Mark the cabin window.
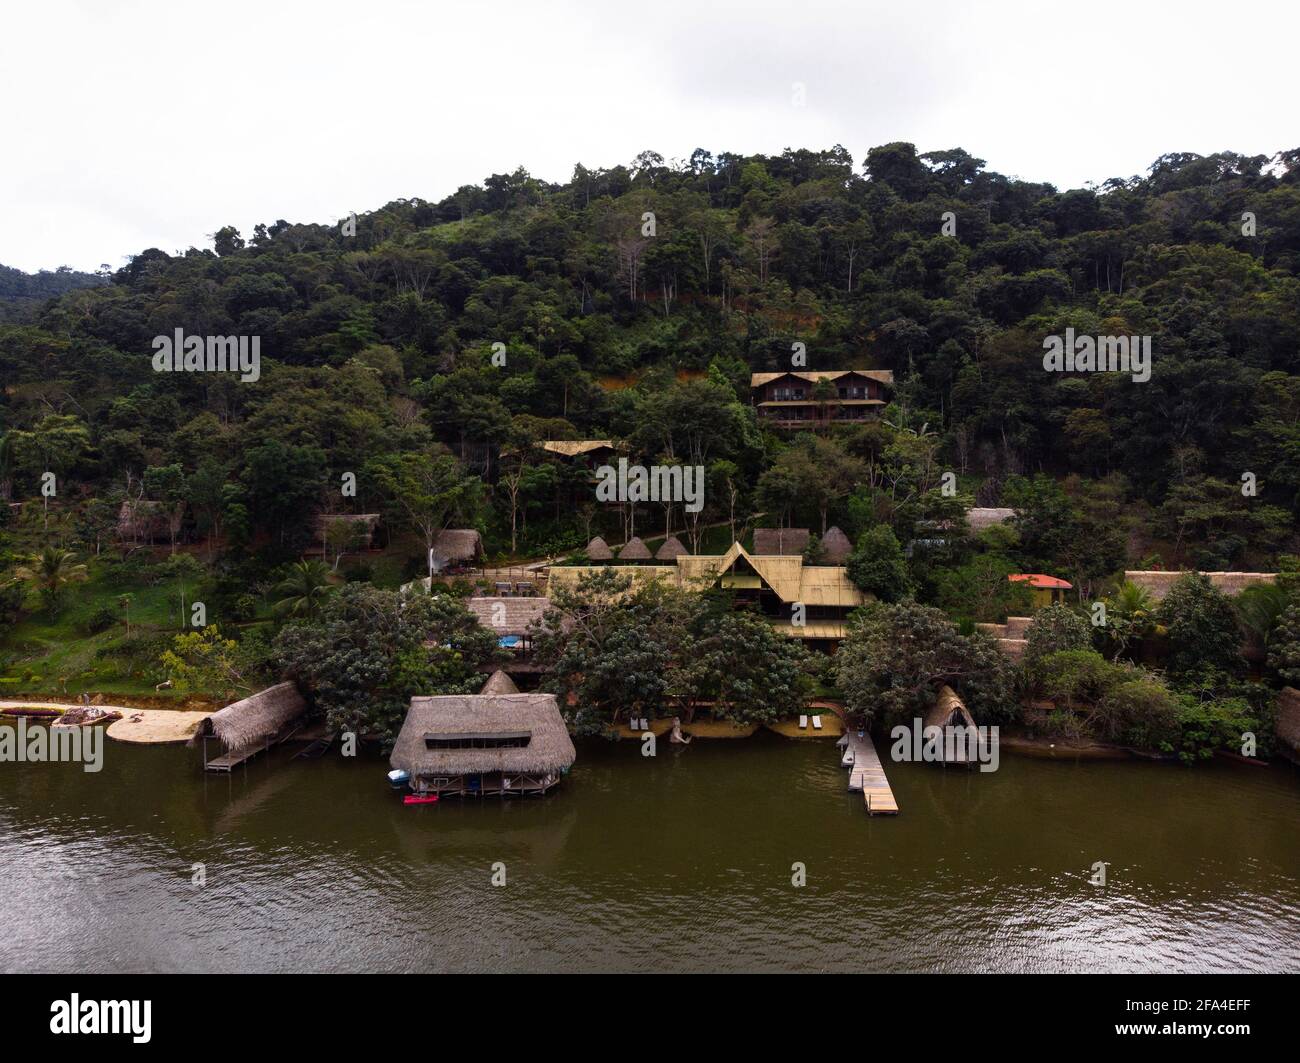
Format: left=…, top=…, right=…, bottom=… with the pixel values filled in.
left=423, top=732, right=531, bottom=750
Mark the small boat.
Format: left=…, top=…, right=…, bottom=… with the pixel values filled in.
left=403, top=794, right=439, bottom=806
left=387, top=769, right=410, bottom=789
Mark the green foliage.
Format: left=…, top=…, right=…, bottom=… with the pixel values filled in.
left=1033, top=649, right=1180, bottom=749
left=273, top=583, right=500, bottom=745
left=1158, top=573, right=1243, bottom=678
left=1266, top=602, right=1300, bottom=686
left=846, top=526, right=913, bottom=603
left=834, top=600, right=1013, bottom=729
left=1024, top=603, right=1093, bottom=665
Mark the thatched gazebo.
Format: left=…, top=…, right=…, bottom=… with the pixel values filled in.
left=617, top=536, right=652, bottom=561
left=480, top=670, right=520, bottom=695
left=655, top=535, right=688, bottom=561
left=194, top=681, right=309, bottom=771
left=585, top=535, right=613, bottom=561
left=753, top=527, right=810, bottom=555
left=430, top=529, right=484, bottom=572
left=820, top=526, right=852, bottom=564
left=921, top=685, right=982, bottom=766
left=390, top=692, right=576, bottom=796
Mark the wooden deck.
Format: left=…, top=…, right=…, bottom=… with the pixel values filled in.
left=204, top=721, right=304, bottom=772
left=840, top=731, right=899, bottom=815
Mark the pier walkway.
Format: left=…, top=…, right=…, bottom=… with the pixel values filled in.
left=839, top=731, right=899, bottom=815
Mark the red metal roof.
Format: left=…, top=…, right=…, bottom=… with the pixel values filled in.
left=1008, top=573, right=1072, bottom=590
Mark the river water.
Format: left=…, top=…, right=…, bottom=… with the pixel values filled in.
left=1, top=727, right=1297, bottom=972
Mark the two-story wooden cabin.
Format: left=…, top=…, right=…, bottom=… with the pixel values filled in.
left=750, top=370, right=894, bottom=427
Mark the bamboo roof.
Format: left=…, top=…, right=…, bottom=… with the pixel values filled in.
left=390, top=693, right=576, bottom=776
left=655, top=535, right=689, bottom=561
left=1122, top=571, right=1277, bottom=601
left=197, top=682, right=308, bottom=753
left=585, top=535, right=613, bottom=561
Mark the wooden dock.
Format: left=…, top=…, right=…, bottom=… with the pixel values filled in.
left=840, top=731, right=899, bottom=815
left=204, top=721, right=304, bottom=772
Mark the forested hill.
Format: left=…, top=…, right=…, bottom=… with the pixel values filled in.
left=0, top=263, right=105, bottom=314
left=1, top=143, right=1299, bottom=573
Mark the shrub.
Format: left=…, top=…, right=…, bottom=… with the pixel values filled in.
left=1159, top=572, right=1242, bottom=678
left=1025, top=603, right=1093, bottom=666
left=86, top=605, right=118, bottom=634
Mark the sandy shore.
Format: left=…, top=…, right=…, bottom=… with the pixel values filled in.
left=0, top=700, right=210, bottom=745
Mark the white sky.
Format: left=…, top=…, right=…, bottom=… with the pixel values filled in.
left=3, top=0, right=1296, bottom=273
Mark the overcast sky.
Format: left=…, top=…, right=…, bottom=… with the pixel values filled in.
left=3, top=0, right=1296, bottom=273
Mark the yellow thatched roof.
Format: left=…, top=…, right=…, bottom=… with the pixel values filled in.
left=797, top=566, right=866, bottom=607
left=540, top=439, right=616, bottom=457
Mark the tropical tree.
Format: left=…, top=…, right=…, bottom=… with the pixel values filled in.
left=271, top=560, right=335, bottom=619
left=13, top=546, right=88, bottom=612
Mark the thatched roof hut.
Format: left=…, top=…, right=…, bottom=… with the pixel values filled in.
left=480, top=670, right=520, bottom=695
left=618, top=536, right=652, bottom=561
left=195, top=682, right=308, bottom=753
left=924, top=685, right=977, bottom=731
left=390, top=693, right=576, bottom=779
left=655, top=535, right=688, bottom=561
left=1123, top=570, right=1277, bottom=602
left=1277, top=688, right=1300, bottom=765
left=819, top=526, right=852, bottom=564
left=753, top=527, right=810, bottom=555
left=585, top=535, right=613, bottom=561
left=540, top=439, right=616, bottom=458
left=430, top=529, right=484, bottom=569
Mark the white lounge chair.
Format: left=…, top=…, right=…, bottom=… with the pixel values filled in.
left=812, top=715, right=823, bottom=730
left=798, top=714, right=808, bottom=729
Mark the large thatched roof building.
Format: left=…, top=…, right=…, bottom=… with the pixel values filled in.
left=390, top=692, right=575, bottom=796
left=753, top=527, right=810, bottom=555
left=195, top=682, right=309, bottom=770
left=465, top=596, right=551, bottom=638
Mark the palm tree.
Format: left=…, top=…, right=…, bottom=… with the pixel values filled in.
left=13, top=546, right=88, bottom=613
left=1235, top=583, right=1290, bottom=654
left=271, top=560, right=335, bottom=619
left=1100, top=580, right=1157, bottom=658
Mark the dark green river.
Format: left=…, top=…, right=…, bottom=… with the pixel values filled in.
left=1, top=728, right=1297, bottom=972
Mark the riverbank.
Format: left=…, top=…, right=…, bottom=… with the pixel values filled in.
left=0, top=700, right=211, bottom=744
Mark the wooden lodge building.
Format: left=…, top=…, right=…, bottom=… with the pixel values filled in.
left=390, top=682, right=576, bottom=797
left=549, top=540, right=867, bottom=652
left=750, top=370, right=894, bottom=428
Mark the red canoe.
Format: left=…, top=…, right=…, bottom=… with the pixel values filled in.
left=403, top=794, right=439, bottom=805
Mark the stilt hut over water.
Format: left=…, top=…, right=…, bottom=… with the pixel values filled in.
left=921, top=685, right=980, bottom=767
left=195, top=681, right=309, bottom=772
left=390, top=692, right=576, bottom=797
